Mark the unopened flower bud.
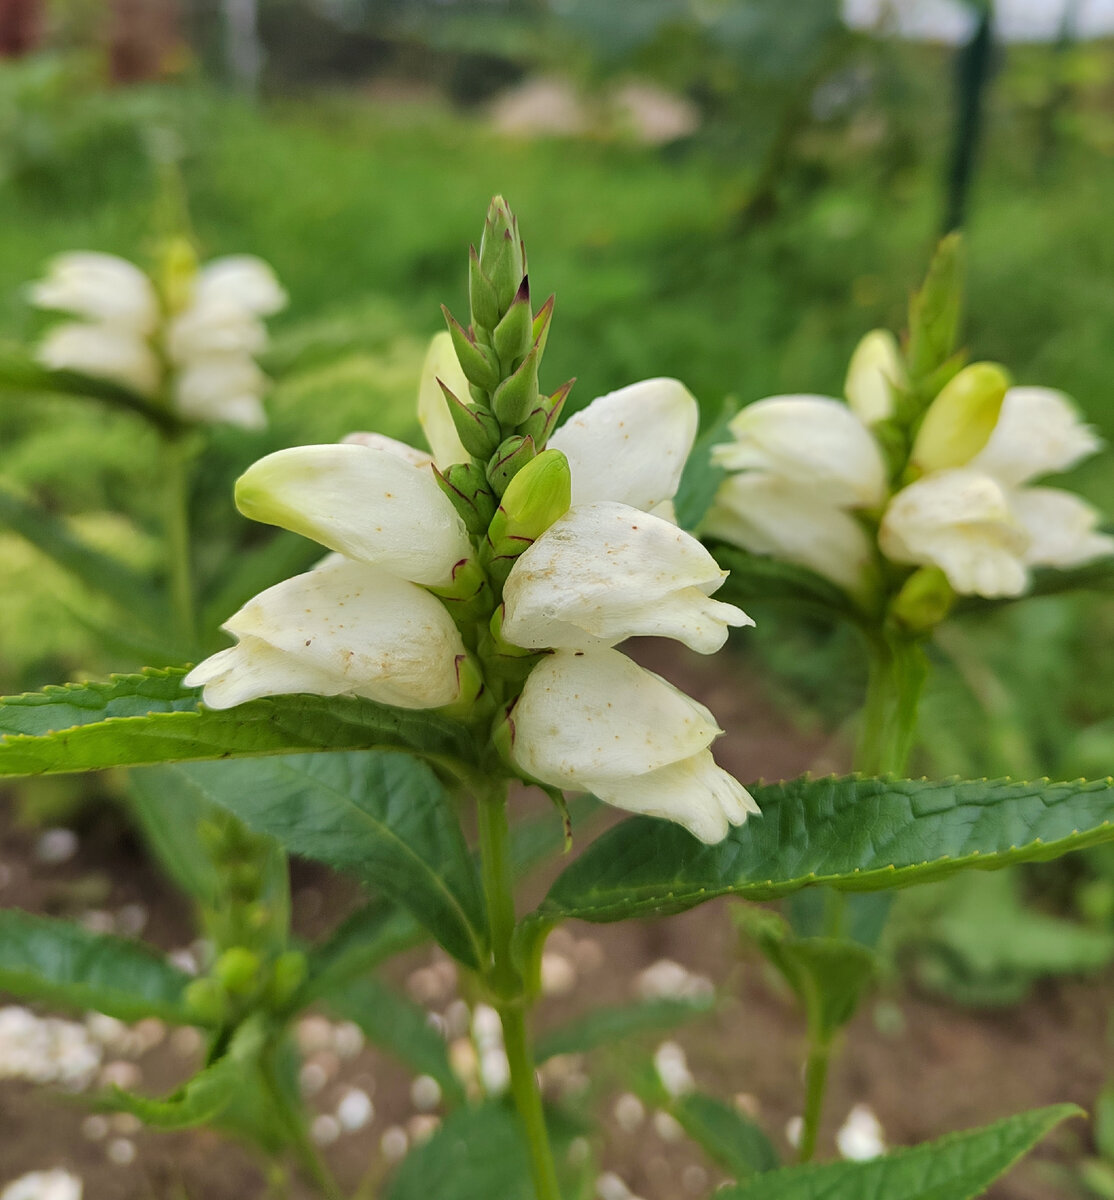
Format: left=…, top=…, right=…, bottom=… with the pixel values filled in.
left=442, top=307, right=499, bottom=392
left=158, top=235, right=199, bottom=315
left=267, top=951, right=309, bottom=1009
left=435, top=463, right=498, bottom=537
left=845, top=329, right=905, bottom=426
left=479, top=195, right=526, bottom=313
left=442, top=383, right=502, bottom=460
left=184, top=977, right=228, bottom=1025
left=468, top=243, right=501, bottom=331
left=427, top=555, right=492, bottom=623
left=493, top=277, right=534, bottom=371
left=487, top=435, right=537, bottom=496
left=519, top=379, right=574, bottom=449
left=889, top=566, right=955, bottom=633
left=215, top=947, right=262, bottom=996
left=492, top=341, right=542, bottom=429
left=485, top=449, right=572, bottom=579
left=910, top=362, right=1009, bottom=473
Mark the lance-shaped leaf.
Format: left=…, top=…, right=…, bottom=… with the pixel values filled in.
left=301, top=901, right=424, bottom=1004
left=710, top=544, right=863, bottom=623
left=535, top=995, right=713, bottom=1063
left=716, top=1104, right=1080, bottom=1200
left=133, top=753, right=488, bottom=968
left=669, top=1091, right=780, bottom=1180
left=324, top=977, right=464, bottom=1104
left=0, top=910, right=194, bottom=1023
left=98, top=1019, right=266, bottom=1129
left=0, top=668, right=479, bottom=776
left=532, top=776, right=1114, bottom=926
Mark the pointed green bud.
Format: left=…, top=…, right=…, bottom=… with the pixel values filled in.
left=531, top=295, right=555, bottom=361
left=468, top=243, right=501, bottom=332
left=428, top=557, right=492, bottom=624
left=907, top=232, right=964, bottom=386
left=911, top=361, right=1009, bottom=473
left=487, top=434, right=537, bottom=497
left=184, top=978, right=228, bottom=1026
left=519, top=379, right=575, bottom=449
left=890, top=566, right=955, bottom=633
left=493, top=276, right=534, bottom=372
left=477, top=608, right=540, bottom=689
left=492, top=340, right=541, bottom=429
left=491, top=707, right=517, bottom=773
left=215, top=947, right=262, bottom=997
left=441, top=381, right=502, bottom=459
left=266, top=950, right=308, bottom=1010
left=483, top=448, right=571, bottom=582
left=434, top=462, right=498, bottom=537
left=442, top=306, right=500, bottom=392
left=158, top=234, right=199, bottom=315
left=480, top=196, right=527, bottom=313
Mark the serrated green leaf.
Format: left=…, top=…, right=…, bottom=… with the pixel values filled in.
left=385, top=1103, right=534, bottom=1200
left=0, top=909, right=193, bottom=1023
left=711, top=544, right=861, bottom=622
left=0, top=487, right=166, bottom=632
left=133, top=753, right=488, bottom=968
left=325, top=976, right=463, bottom=1104
left=0, top=668, right=479, bottom=776
left=98, top=1019, right=265, bottom=1129
left=533, top=776, right=1114, bottom=926
left=719, top=1104, right=1080, bottom=1200
left=670, top=1091, right=780, bottom=1179
left=535, top=995, right=713, bottom=1063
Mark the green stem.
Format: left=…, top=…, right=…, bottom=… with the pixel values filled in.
left=856, top=632, right=928, bottom=776
left=262, top=1049, right=345, bottom=1200
left=163, top=430, right=197, bottom=654
left=476, top=783, right=561, bottom=1200
left=798, top=1036, right=832, bottom=1164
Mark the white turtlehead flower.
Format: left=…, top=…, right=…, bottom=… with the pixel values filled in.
left=503, top=500, right=751, bottom=654
left=1011, top=487, right=1114, bottom=568
left=844, top=329, right=904, bottom=426
left=510, top=648, right=757, bottom=844
left=0, top=1171, right=83, bottom=1200
left=29, top=250, right=285, bottom=429
left=879, top=469, right=1030, bottom=597
left=705, top=473, right=877, bottom=596
left=712, top=396, right=888, bottom=508
left=186, top=554, right=466, bottom=710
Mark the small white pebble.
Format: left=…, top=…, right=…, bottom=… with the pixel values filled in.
left=1, top=1169, right=83, bottom=1200
left=85, top=1014, right=127, bottom=1048
left=115, top=904, right=148, bottom=937
left=308, top=1050, right=340, bottom=1082
left=426, top=1012, right=448, bottom=1039
left=336, top=1087, right=374, bottom=1132
left=653, top=1110, right=684, bottom=1142
left=167, top=949, right=199, bottom=976
left=653, top=1042, right=694, bottom=1098
left=99, top=1061, right=141, bottom=1090
left=297, top=1016, right=334, bottom=1055
left=785, top=1115, right=804, bottom=1149
left=410, top=1074, right=442, bottom=1112
left=407, top=1114, right=440, bottom=1145
left=36, top=828, right=79, bottom=865
left=596, top=1171, right=632, bottom=1200
left=573, top=938, right=604, bottom=972
left=0, top=863, right=11, bottom=889
left=311, top=1115, right=341, bottom=1146
left=299, top=1062, right=328, bottom=1097
left=471, top=1004, right=502, bottom=1046
left=169, top=1027, right=202, bottom=1058
left=406, top=967, right=444, bottom=1005
left=567, top=1136, right=591, bottom=1167
left=381, top=1125, right=409, bottom=1161
left=110, top=1113, right=141, bottom=1136
left=443, top=999, right=471, bottom=1039
left=547, top=927, right=576, bottom=955
left=613, top=1092, right=645, bottom=1132
left=79, top=911, right=115, bottom=936
left=106, top=1137, right=136, bottom=1165
left=132, top=1018, right=165, bottom=1053
left=81, top=1114, right=110, bottom=1141
left=479, top=1047, right=510, bottom=1096
left=734, top=1092, right=760, bottom=1119
left=332, top=1021, right=364, bottom=1059
left=449, top=1037, right=478, bottom=1088
left=682, top=1165, right=708, bottom=1194
left=836, top=1103, right=886, bottom=1161
left=540, top=953, right=577, bottom=997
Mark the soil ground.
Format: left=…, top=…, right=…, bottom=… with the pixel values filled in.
left=1, top=644, right=1109, bottom=1198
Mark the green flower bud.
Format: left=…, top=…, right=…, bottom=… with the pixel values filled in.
left=493, top=277, right=534, bottom=372
left=486, top=435, right=537, bottom=497
left=441, top=381, right=502, bottom=460
left=215, top=947, right=262, bottom=997
left=184, top=977, right=228, bottom=1026
left=266, top=950, right=308, bottom=1010
left=442, top=306, right=499, bottom=392
left=468, top=243, right=501, bottom=332
left=483, top=449, right=572, bottom=584
left=492, top=341, right=541, bottom=429
left=158, top=235, right=199, bottom=315
left=906, top=232, right=964, bottom=386
left=889, top=566, right=956, bottom=633
left=531, top=296, right=554, bottom=361
left=435, top=462, right=498, bottom=537
left=480, top=195, right=526, bottom=313
left=428, top=555, right=493, bottom=624
left=519, top=379, right=575, bottom=449
left=911, top=362, right=1009, bottom=473
left=437, top=652, right=490, bottom=722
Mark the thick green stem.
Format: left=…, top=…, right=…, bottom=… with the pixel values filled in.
left=797, top=1036, right=832, bottom=1164
left=476, top=784, right=561, bottom=1200
left=163, top=430, right=197, bottom=654
left=262, top=1049, right=345, bottom=1200
left=856, top=633, right=929, bottom=776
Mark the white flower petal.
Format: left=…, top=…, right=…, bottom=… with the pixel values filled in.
left=185, top=555, right=464, bottom=710
left=234, top=443, right=470, bottom=586
left=548, top=378, right=699, bottom=511
left=712, top=396, right=888, bottom=508
left=503, top=501, right=751, bottom=654
left=342, top=431, right=433, bottom=468
left=1011, top=486, right=1114, bottom=568
left=586, top=751, right=758, bottom=845
left=704, top=473, right=877, bottom=595
left=510, top=647, right=721, bottom=784
left=194, top=255, right=287, bottom=316
left=845, top=329, right=904, bottom=425
left=167, top=299, right=268, bottom=362
left=879, top=469, right=1030, bottom=597
left=417, top=332, right=470, bottom=469
left=28, top=252, right=159, bottom=333
left=969, top=386, right=1102, bottom=486
left=1, top=1169, right=83, bottom=1200
left=174, top=357, right=268, bottom=429
left=36, top=322, right=161, bottom=396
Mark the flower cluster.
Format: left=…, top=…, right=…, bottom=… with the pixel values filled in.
left=29, top=248, right=286, bottom=430
left=187, top=199, right=756, bottom=844
left=707, top=329, right=1113, bottom=603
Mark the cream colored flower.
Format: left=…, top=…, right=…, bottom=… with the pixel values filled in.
left=844, top=329, right=904, bottom=426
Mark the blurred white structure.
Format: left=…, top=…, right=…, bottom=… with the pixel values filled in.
left=844, top=0, right=1114, bottom=43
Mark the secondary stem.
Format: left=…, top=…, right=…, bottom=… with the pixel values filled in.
left=262, top=1049, right=345, bottom=1200
left=797, top=1037, right=832, bottom=1164
left=476, top=783, right=562, bottom=1200
left=163, top=430, right=197, bottom=654
left=856, top=632, right=928, bottom=776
